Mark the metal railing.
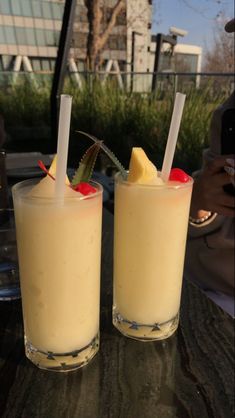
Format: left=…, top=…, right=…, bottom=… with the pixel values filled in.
left=0, top=70, right=234, bottom=96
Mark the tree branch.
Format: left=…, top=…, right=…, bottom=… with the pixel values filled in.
left=97, top=0, right=125, bottom=51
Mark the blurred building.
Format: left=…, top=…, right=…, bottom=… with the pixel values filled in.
left=0, top=0, right=64, bottom=73
left=0, top=0, right=203, bottom=91
left=0, top=0, right=153, bottom=79
left=148, top=35, right=202, bottom=90
left=149, top=35, right=202, bottom=73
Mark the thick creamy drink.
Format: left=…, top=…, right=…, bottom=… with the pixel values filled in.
left=113, top=148, right=193, bottom=341
left=13, top=174, right=102, bottom=371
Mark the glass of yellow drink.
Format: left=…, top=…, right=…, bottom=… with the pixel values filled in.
left=12, top=178, right=103, bottom=371
left=113, top=172, right=193, bottom=341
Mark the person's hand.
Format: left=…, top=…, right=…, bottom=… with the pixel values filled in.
left=190, top=155, right=235, bottom=218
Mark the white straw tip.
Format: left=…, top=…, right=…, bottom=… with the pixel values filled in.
left=175, top=92, right=186, bottom=101
left=61, top=94, right=72, bottom=100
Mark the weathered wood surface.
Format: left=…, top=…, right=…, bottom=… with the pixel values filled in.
left=0, top=210, right=234, bottom=418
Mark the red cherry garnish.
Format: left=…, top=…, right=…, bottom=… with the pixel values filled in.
left=73, top=182, right=97, bottom=195
left=169, top=168, right=189, bottom=183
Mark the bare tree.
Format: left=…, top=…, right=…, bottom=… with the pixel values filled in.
left=177, top=0, right=230, bottom=20
left=153, top=0, right=232, bottom=30
left=152, top=1, right=234, bottom=73
left=84, top=0, right=125, bottom=71
left=203, top=23, right=234, bottom=73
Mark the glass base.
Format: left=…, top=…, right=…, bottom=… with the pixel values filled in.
left=25, top=333, right=99, bottom=372
left=112, top=308, right=179, bottom=341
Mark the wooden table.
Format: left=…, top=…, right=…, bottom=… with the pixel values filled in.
left=0, top=209, right=234, bottom=418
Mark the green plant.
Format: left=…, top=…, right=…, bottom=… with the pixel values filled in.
left=68, top=82, right=224, bottom=173
left=0, top=77, right=50, bottom=126
left=0, top=77, right=226, bottom=173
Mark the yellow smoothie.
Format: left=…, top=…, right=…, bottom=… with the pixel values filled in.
left=113, top=148, right=193, bottom=340
left=13, top=176, right=102, bottom=359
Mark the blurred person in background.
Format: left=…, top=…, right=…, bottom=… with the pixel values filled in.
left=185, top=18, right=235, bottom=316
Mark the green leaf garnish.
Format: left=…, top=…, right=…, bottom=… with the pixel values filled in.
left=71, top=142, right=102, bottom=187
left=77, top=131, right=128, bottom=180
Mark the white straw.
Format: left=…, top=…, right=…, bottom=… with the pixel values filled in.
left=161, top=92, right=186, bottom=182
left=55, top=94, right=72, bottom=199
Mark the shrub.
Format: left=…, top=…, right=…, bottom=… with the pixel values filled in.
left=0, top=78, right=50, bottom=126
left=0, top=77, right=226, bottom=173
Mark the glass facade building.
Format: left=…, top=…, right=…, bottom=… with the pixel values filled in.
left=0, top=0, right=65, bottom=72
left=0, top=1, right=153, bottom=76
left=0, top=0, right=64, bottom=20
left=0, top=26, right=60, bottom=47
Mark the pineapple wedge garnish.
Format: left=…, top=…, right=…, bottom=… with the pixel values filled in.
left=127, top=148, right=160, bottom=184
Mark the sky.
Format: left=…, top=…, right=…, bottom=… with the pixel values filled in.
left=152, top=0, right=234, bottom=50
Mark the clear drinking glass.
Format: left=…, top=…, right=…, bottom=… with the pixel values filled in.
left=12, top=179, right=103, bottom=371
left=0, top=208, right=20, bottom=301
left=113, top=173, right=193, bottom=341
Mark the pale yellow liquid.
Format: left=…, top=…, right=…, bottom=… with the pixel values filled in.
left=14, top=182, right=102, bottom=353
left=114, top=179, right=192, bottom=325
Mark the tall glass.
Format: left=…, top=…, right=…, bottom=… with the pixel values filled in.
left=12, top=179, right=103, bottom=371
left=113, top=173, right=193, bottom=341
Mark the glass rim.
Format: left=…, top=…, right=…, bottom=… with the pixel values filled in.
left=12, top=178, right=103, bottom=202
left=115, top=171, right=193, bottom=190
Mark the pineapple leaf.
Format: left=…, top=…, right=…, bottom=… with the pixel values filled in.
left=71, top=142, right=102, bottom=186
left=77, top=131, right=128, bottom=179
